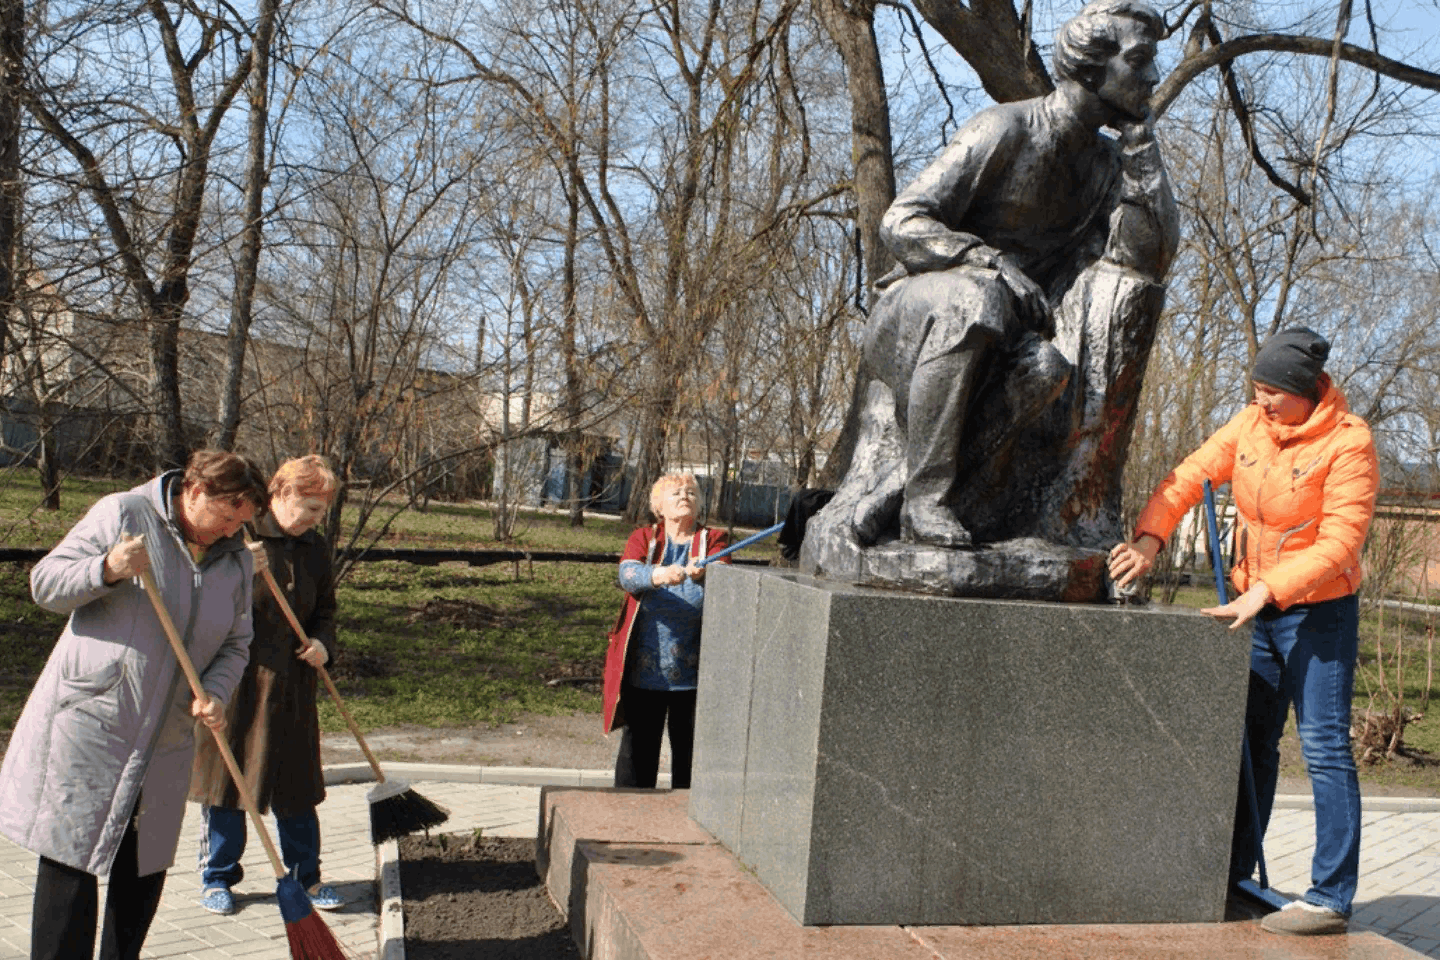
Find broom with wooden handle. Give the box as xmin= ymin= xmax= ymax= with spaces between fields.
xmin=248 ymin=542 xmax=449 ymax=843
xmin=135 ymin=566 xmax=348 ymax=960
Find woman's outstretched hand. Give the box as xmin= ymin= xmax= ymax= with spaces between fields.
xmin=1201 ymin=582 xmax=1273 ymax=630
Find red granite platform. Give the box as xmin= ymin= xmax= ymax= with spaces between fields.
xmin=537 ymin=787 xmax=1425 ymax=960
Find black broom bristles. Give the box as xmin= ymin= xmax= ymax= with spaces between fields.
xmin=367 ymin=778 xmax=451 ymax=843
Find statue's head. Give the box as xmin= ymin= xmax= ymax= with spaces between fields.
xmin=1054 ymin=1 xmax=1164 ymax=119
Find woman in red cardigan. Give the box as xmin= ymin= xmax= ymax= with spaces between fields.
xmin=603 ymin=474 xmax=728 ymax=788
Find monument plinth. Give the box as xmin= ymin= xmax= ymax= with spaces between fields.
xmin=689 ymin=565 xmax=1250 ymax=926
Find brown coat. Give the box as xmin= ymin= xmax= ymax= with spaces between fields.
xmin=189 ymin=515 xmax=337 ymax=816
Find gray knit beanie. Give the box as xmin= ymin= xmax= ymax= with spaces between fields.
xmin=1252 ymin=327 xmax=1329 ymax=401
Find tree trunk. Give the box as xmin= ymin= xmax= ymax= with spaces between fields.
xmin=811 ymin=0 xmax=894 ymax=291
xmin=911 ymin=0 xmax=1051 ymax=104
xmin=214 ymin=0 xmax=279 ymax=450
xmin=150 ymin=310 xmax=187 ymax=469
xmin=625 ymin=402 xmax=673 ymax=525
xmin=562 ymin=161 xmax=586 ymax=528
xmin=37 ymin=415 xmax=60 ymax=510
xmin=0 ymin=0 xmax=19 ymax=377
xmin=811 ymin=0 xmax=896 ymax=490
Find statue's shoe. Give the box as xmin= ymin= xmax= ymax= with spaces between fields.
xmin=900 ymin=503 xmax=972 ymax=548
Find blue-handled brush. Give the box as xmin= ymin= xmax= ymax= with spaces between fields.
xmin=694 ymin=521 xmax=786 ymax=567
xmin=1204 ymin=480 xmax=1289 ymax=912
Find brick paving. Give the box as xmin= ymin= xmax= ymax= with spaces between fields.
xmin=0 ymin=778 xmax=1436 ymax=959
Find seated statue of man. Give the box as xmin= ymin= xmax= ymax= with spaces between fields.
xmin=861 ymin=0 xmax=1177 ymax=549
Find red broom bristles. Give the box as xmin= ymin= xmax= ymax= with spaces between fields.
xmin=286 ymin=915 xmax=350 ymax=960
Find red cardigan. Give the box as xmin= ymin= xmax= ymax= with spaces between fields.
xmin=602 ymin=523 xmax=729 ymax=732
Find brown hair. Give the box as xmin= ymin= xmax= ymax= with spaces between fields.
xmin=270 ymin=454 xmax=339 ymax=504
xmin=182 ymin=450 xmax=270 ymax=512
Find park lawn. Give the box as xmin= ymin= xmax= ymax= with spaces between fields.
xmin=0 ymin=465 xmax=635 ymax=552
xmin=0 ymin=470 xmax=770 ymax=734
xmin=323 ymin=560 xmax=615 ymax=728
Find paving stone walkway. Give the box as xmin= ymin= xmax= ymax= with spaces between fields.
xmin=0 ymin=775 xmax=1436 ymax=959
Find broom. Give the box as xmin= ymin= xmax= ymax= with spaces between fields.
xmin=248 ymin=542 xmax=449 ymax=843
xmin=136 ymin=566 xmax=348 ymax=960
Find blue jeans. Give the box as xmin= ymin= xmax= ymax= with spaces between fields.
xmin=198 ymin=805 xmax=322 ymax=891
xmin=1233 ymin=594 xmax=1361 ymax=915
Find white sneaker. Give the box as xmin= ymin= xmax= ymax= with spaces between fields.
xmin=1260 ymin=899 xmax=1347 ymax=936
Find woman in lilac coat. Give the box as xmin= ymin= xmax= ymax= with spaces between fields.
xmin=0 ymin=451 xmax=268 ymax=960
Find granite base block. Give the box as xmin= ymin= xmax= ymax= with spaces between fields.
xmin=538 ymin=789 xmax=1424 ymax=960
xmin=689 ymin=565 xmax=1253 ymax=926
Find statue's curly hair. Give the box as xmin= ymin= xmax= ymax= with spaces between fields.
xmin=1053 ymin=0 xmax=1164 ymax=90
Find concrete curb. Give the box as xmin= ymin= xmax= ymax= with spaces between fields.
xmin=324 ymin=762 xmax=669 ymax=789
xmin=377 ymin=840 xmax=404 ymax=960
xmin=1272 ymin=793 xmax=1440 ymax=813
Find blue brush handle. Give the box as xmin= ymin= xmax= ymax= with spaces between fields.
xmin=1202 ymin=479 xmax=1229 ymax=604
xmin=1205 ymin=478 xmax=1277 ymax=896
xmin=694 ymin=522 xmax=785 ymax=567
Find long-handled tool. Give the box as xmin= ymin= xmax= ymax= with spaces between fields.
xmin=1203 ymin=480 xmax=1289 ymax=912
xmin=137 ymin=568 xmax=348 ymax=960
xmin=693 ymin=521 xmax=785 ymax=567
xmin=250 ymin=548 xmax=448 ymax=843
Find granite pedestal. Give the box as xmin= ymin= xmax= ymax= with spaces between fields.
xmin=688 ymin=565 xmax=1252 ymax=926
xmin=537 ymin=788 xmax=1425 ymax=960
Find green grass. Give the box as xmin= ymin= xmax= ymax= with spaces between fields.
xmin=0 ymin=468 xmax=131 ymax=548
xmin=0 ymin=470 xmax=778 ymax=734
xmin=349 ymin=498 xmax=635 ymax=553
xmin=322 ymin=560 xmax=615 ymax=728
xmin=0 ymin=563 xmax=66 ymax=731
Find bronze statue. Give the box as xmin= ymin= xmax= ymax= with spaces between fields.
xmin=803 ymin=0 xmax=1180 ymax=599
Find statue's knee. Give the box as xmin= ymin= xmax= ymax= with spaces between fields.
xmin=1006 ymin=334 xmax=1071 ymax=414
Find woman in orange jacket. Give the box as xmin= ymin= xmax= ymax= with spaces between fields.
xmin=1110 ymin=327 xmax=1378 ymax=937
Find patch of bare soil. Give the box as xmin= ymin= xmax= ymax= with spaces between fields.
xmin=399 ymin=833 xmax=580 ymax=960
xmin=320 ymin=711 xmax=626 ymax=771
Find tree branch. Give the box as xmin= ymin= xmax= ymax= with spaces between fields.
xmin=1153 ymin=32 xmax=1440 ymax=118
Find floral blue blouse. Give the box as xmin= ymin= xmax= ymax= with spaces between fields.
xmin=617 ymin=537 xmax=706 ymax=690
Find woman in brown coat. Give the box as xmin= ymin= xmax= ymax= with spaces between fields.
xmin=189 ymin=455 xmax=342 ymax=915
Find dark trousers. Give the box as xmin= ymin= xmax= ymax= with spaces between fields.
xmin=31 ymin=810 xmax=167 ymax=960
xmin=614 ymin=685 xmax=697 ymax=789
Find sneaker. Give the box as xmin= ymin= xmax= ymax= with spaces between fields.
xmin=307 ymin=883 xmax=345 ymax=911
xmin=1260 ymin=900 xmax=1347 ymax=936
xmin=200 ymin=886 xmax=235 ymax=916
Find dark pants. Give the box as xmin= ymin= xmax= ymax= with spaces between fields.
xmin=614 ymin=686 xmax=697 ymax=789
xmin=31 ymin=810 xmax=166 ymax=960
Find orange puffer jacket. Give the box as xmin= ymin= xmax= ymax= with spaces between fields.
xmin=1134 ymin=374 xmax=1378 ymax=610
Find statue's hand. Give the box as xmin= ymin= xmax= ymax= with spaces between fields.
xmin=996 ymin=256 xmax=1051 ymax=334
xmin=1115 ymin=115 xmax=1155 ymax=150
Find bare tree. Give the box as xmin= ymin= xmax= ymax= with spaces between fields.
xmin=19 ymin=0 xmax=260 ymax=469
xmin=0 ymin=0 xmax=20 ymax=384
xmin=212 ymin=0 xmax=282 ymax=450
